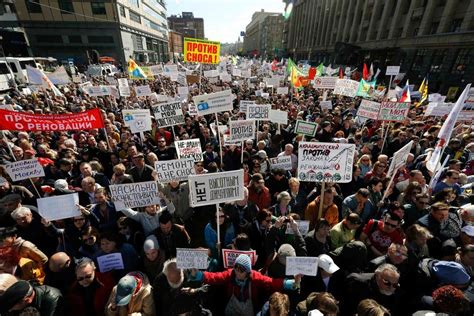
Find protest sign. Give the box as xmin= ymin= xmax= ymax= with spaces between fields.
xmin=298 ymin=142 xmax=355 ymax=183
xmin=186 ymin=75 xmax=200 ymax=85
xmin=320 ymin=101 xmax=332 ymax=110
xmin=97 ymin=253 xmax=124 ymax=273
xmin=313 ymin=76 xmax=338 ymax=89
xmin=204 ymin=70 xmax=219 ymax=78
xmin=122 ymin=109 xmax=152 ymax=133
xmin=229 ymin=120 xmax=256 ymax=142
xmin=108 ymin=86 xmax=119 ymax=99
xmin=428 ymin=93 xmax=446 ymax=102
xmin=149 ymin=64 xmax=163 ymax=75
xmin=193 ymin=90 xmax=233 ymax=115
xmin=424 ymin=103 xmax=452 ymax=117
xmin=242 ymin=69 xmax=251 ymax=78
xmin=387 ymin=141 xmax=414 ymax=177
xmin=356 ymin=79 xmax=376 ymax=98
xmin=232 ymin=69 xmax=242 ymax=77
xmin=47 ymin=66 xmax=71 ymax=85
xmin=239 ymin=100 xmax=255 ymax=113
xmin=0 ymin=108 xmax=104 ymax=131
xmin=378 ymin=102 xmax=410 ymax=121
xmin=285 ymin=220 xmax=310 ymax=235
xmin=177 ymin=72 xmax=187 ymax=86
xmin=188 ymin=170 xmax=244 ymax=207
xmin=265 ymin=77 xmax=280 ymax=87
xmin=110 ymin=181 xmax=161 ymax=210
xmin=118 ymin=78 xmax=130 ymax=96
xmin=105 ymin=76 xmax=117 ymax=86
xmin=176 ymin=248 xmax=209 ymax=269
xmin=220 ymin=73 xmax=231 ymax=82
xmin=175 ymin=138 xmax=203 ymax=162
xmin=333 ymin=79 xmax=359 ymax=97
xmin=247 ymin=104 xmax=271 ymax=120
xmin=276 ymin=87 xmax=289 ymax=95
xmin=85 ymin=86 xmax=110 ymax=97
xmin=223 ymin=134 xmax=241 ymax=146
xmin=135 ymin=85 xmax=152 ymax=97
xmin=222 ymin=249 xmax=257 ymax=268
xmin=5 ymin=159 xmax=45 ymax=182
xmin=270 ymin=156 xmax=292 ymax=171
xmin=155 ymin=158 xmax=195 ymax=183
xmin=177 ymin=86 xmax=189 ymax=97
xmin=163 ymin=64 xmax=178 ymax=73
xmin=295 ymin=120 xmax=318 ymax=137
xmin=357 ymin=100 xmax=381 ymax=120
xmin=151 ymin=101 xmax=185 ymax=128
xmin=285 ymin=257 xmax=318 ymax=276
xmin=184 ymin=37 xmax=220 ymax=64
xmin=38 ymin=193 xmax=80 ymax=221
xmin=386 ymin=66 xmax=400 ymax=76
xmin=269 ymin=109 xmax=288 ymax=125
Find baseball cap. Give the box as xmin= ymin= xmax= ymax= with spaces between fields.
xmin=115 ymin=275 xmax=138 ymax=306
xmin=318 ymin=254 xmax=339 ymax=274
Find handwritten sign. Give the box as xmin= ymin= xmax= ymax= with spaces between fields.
xmin=313 ymin=76 xmax=338 ymax=89
xmin=135 ymin=85 xmax=152 ymax=97
xmin=320 ymin=101 xmax=332 ymax=110
xmin=229 ymin=120 xmax=256 ymax=142
xmin=286 ymin=257 xmax=319 ymax=276
xmin=97 ymin=253 xmax=124 ymax=273
xmin=155 ymin=158 xmax=195 ymax=183
xmin=387 ymin=141 xmax=414 ymax=177
xmin=175 ymin=139 xmax=203 ymax=162
xmin=334 ymin=79 xmax=360 ymax=97
xmin=176 ymin=248 xmax=209 ymax=269
xmin=5 ymin=159 xmax=44 ymax=182
xmin=38 ymin=193 xmax=80 ymax=221
xmin=118 ymin=78 xmax=130 ymax=96
xmin=110 ymin=181 xmax=161 ymax=210
xmin=222 ymin=249 xmax=257 ymax=268
xmin=247 ymin=104 xmax=271 ymax=120
xmin=357 ymin=100 xmax=381 ymax=120
xmin=269 ymin=109 xmax=288 ymax=125
xmin=239 ymin=100 xmax=255 ymax=113
xmin=295 ymin=120 xmax=318 ymax=137
xmin=378 ymin=102 xmax=410 ymax=121
xmin=193 ymin=90 xmax=233 ymax=115
xmin=270 ymin=156 xmax=292 ymax=171
xmin=298 ymin=142 xmax=355 ymax=183
xmin=188 ymin=170 xmax=244 ymax=207
xmin=151 ymin=101 xmax=185 ymax=128
xmin=276 ymin=87 xmax=289 ymax=95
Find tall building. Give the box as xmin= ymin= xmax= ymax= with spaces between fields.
xmin=243 ymin=10 xmax=284 ymax=59
xmin=168 ymin=30 xmax=183 ymax=62
xmin=168 ymin=12 xmax=205 ymax=39
xmin=283 ymin=0 xmax=474 ymax=92
xmin=0 ymin=0 xmax=169 ymax=65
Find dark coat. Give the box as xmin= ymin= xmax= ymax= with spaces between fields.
xmin=32 ymin=284 xmax=64 ymax=316
xmin=153 ymin=224 xmax=191 ymax=259
xmin=129 ymin=164 xmax=155 ymax=182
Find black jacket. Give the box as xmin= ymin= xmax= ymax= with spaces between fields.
xmin=129 ymin=164 xmax=155 ymax=183
xmin=33 ymin=284 xmax=64 ymax=316
xmin=153 ymin=224 xmax=191 ymax=259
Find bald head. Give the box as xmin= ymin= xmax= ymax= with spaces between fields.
xmin=49 ymin=252 xmax=71 ymax=272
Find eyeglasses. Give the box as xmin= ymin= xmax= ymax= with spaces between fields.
xmin=77 ymin=274 xmax=93 ymax=282
xmin=384 ymin=222 xmax=398 ymax=228
xmin=382 ymin=278 xmax=399 ymax=289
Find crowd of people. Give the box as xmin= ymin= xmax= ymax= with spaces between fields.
xmin=0 ymin=58 xmax=473 ymax=316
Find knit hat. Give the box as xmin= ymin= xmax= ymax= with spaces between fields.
xmin=10 ymin=206 xmax=31 ymax=220
xmin=278 ymin=244 xmax=296 ymax=265
xmin=0 ymin=280 xmax=32 ymax=313
xmin=115 ymin=275 xmax=138 ymax=306
xmin=432 ymin=261 xmax=470 ymax=286
xmin=143 ymin=235 xmax=159 ymax=252
xmin=234 ymin=254 xmax=252 ymax=273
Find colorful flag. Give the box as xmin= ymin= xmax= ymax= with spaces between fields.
xmin=399 ymin=80 xmax=411 ymax=102
xmin=128 ymin=58 xmax=147 ymax=79
xmin=373 ymin=68 xmax=381 ymax=80
xmin=356 ymin=79 xmax=376 ymax=98
xmin=339 ymin=67 xmax=344 ymax=79
xmin=287 ymin=58 xmax=304 ymax=89
xmin=368 ymin=63 xmax=374 ymax=81
xmin=316 ymin=63 xmax=325 ymax=77
xmin=415 ymin=77 xmax=429 ymax=107
xmin=26 ymin=65 xmax=63 ymax=97
xmin=362 ymin=63 xmax=369 ymax=81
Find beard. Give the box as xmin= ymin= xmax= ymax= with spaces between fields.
xmin=168 ymin=273 xmax=184 ymax=289
xmin=379 ymin=288 xmax=395 ymax=296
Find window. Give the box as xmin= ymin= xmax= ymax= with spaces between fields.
xmin=26 ymin=0 xmax=42 ymax=13
xmin=69 ymin=35 xmax=82 ymax=43
xmin=451 ymin=49 xmax=470 ymax=73
xmin=0 ymin=63 xmax=9 ymax=75
xmin=58 ymin=0 xmax=74 ymax=14
xmin=8 ymin=62 xmax=17 ymax=72
xmin=128 ymin=0 xmax=139 ymax=7
xmin=451 ymin=19 xmax=463 ymax=33
xmin=19 ymin=60 xmax=37 ymax=69
xmin=88 ymin=36 xmax=114 ymax=43
xmin=430 ymin=49 xmax=447 ymax=72
xmin=129 ymin=10 xmax=141 ymax=23
xmin=132 ymin=34 xmax=143 ymax=50
xmin=430 ymin=22 xmax=439 ymax=34
xmin=411 ymin=49 xmax=428 ymax=71
xmin=91 ymin=2 xmax=106 ymax=15
xmin=119 ymin=5 xmax=126 ymax=17
xmin=36 ymin=35 xmax=63 ymax=43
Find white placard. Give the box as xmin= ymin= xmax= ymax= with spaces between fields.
xmin=285 ymin=220 xmax=310 ymax=235
xmin=38 ymin=193 xmax=80 ymax=221
xmin=270 ymin=156 xmax=292 ymax=171
xmin=320 ymin=101 xmax=332 ymax=110
xmin=232 ymin=69 xmax=242 ymax=77
xmin=313 ymin=76 xmax=338 ymax=89
xmin=298 ymin=142 xmax=355 ymax=183
xmin=149 ymin=65 xmax=163 ymax=75
xmin=110 ymin=181 xmax=161 ymax=210
xmin=188 ymin=170 xmax=244 ymax=207
xmin=164 ymin=64 xmax=178 ymax=73
xmin=386 ymin=66 xmax=400 ymax=76
xmin=177 ymin=72 xmax=187 ymax=86
xmin=424 ymin=102 xmax=452 ymax=117
xmin=223 ymin=134 xmax=241 ymax=146
xmin=357 ymin=100 xmax=381 ymax=120
xmin=276 ymin=87 xmax=289 ymax=95
xmin=239 ymin=100 xmax=255 ymax=113
xmin=222 ymin=249 xmax=257 ymax=268
xmin=122 ymin=109 xmax=152 ymax=133
xmin=220 ymin=73 xmax=232 ymax=82
xmin=378 ymin=102 xmax=410 ymax=121
xmin=178 ymin=86 xmax=189 ymax=97
xmin=229 ymin=120 xmax=256 ymax=142
xmin=97 ymin=253 xmax=124 ymax=273
xmin=334 ymin=79 xmax=360 ymax=97
xmin=119 ymin=86 xmax=130 ymax=97
xmin=242 ymin=69 xmax=251 ymax=78
xmin=295 ymin=120 xmax=318 ymax=137
xmin=175 ymin=138 xmax=203 ymax=162
xmin=151 ymin=101 xmax=185 ymax=128
xmin=193 ymin=90 xmax=233 ymax=116
xmin=286 ymin=257 xmax=318 ymax=276
xmin=269 ymin=109 xmax=288 ymax=125
xmin=85 ymin=86 xmax=109 ymax=97
xmin=176 ymin=248 xmax=209 ymax=269
xmin=5 ymin=159 xmax=45 ymax=182
xmin=247 ymin=104 xmax=271 ymax=120
xmin=387 ymin=141 xmax=414 ymax=177
xmin=155 ymin=158 xmax=195 ymax=183
xmin=204 ymin=70 xmax=219 ymax=78
xmin=265 ymin=78 xmax=280 ymax=87
xmin=428 ymin=93 xmax=446 ymax=102
xmin=135 ymin=85 xmax=152 ymax=97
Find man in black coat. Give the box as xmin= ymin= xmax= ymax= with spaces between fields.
xmin=128 ymin=152 xmax=155 ymax=182
xmin=153 ymin=211 xmax=191 ymax=259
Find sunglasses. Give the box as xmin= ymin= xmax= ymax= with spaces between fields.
xmin=77 ymin=274 xmax=93 ymax=282
xmin=384 ymin=222 xmax=398 ymax=228
xmin=382 ymin=278 xmax=399 ymax=289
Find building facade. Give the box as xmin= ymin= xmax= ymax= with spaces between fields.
xmin=0 ymin=0 xmax=169 ymax=66
xmin=168 ymin=30 xmax=183 ymax=62
xmin=243 ymin=10 xmax=284 ymax=59
xmin=284 ymin=0 xmax=474 ymax=93
xmin=168 ymin=12 xmax=204 ymax=39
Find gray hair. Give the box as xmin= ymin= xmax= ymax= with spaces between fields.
xmin=375 ymin=263 xmax=399 ymax=275
xmin=75 ymin=257 xmax=96 ymax=272
xmin=277 ymin=191 xmax=291 ymax=202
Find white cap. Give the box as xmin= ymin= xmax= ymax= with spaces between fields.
xmin=318 ymin=254 xmax=339 ymax=274
xmin=461 ymin=225 xmax=474 ymax=237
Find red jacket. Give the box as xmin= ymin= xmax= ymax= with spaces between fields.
xmin=203 ymin=269 xmax=283 ymax=310
xmin=66 ymin=271 xmax=115 ymax=316
xmin=247 ymin=186 xmax=271 ymax=210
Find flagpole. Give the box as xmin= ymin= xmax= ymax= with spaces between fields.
xmin=381 ymin=122 xmax=390 ymax=152
xmin=387 ymin=75 xmax=393 ymax=95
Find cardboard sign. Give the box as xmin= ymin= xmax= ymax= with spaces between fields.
xmin=184 ymin=38 xmax=220 ymax=64
xmin=285 ymin=220 xmax=310 ymax=235
xmin=378 ymin=102 xmax=410 ymax=121
xmin=286 ymin=257 xmax=318 ymax=276
xmin=229 ymin=120 xmax=256 ymax=142
xmin=239 ymin=100 xmax=255 ymax=113
xmin=424 ymin=103 xmax=452 ymax=117
xmin=320 ymin=101 xmax=332 ymax=110
xmin=5 ymin=159 xmax=45 ymax=182
xmin=247 ymin=104 xmax=271 ymax=120
xmin=135 ymin=85 xmax=152 ymax=97
xmin=276 ymin=87 xmax=289 ymax=95
xmin=386 ymin=66 xmax=400 ymax=76
xmin=298 ymin=142 xmax=355 ymax=183
xmin=222 ymin=249 xmax=257 ymax=268
xmin=270 ymin=156 xmax=292 ymax=171
xmin=176 ymin=248 xmax=209 ymax=269
xmin=122 ymin=109 xmax=152 ymax=133
xmin=333 ymin=79 xmax=360 ymax=97
xmin=38 ymin=193 xmax=80 ymax=221
xmin=387 ymin=141 xmax=414 ymax=177
xmin=151 ymin=101 xmax=185 ymax=128
xmin=193 ymin=90 xmax=233 ymax=115
xmin=110 ymin=181 xmax=161 ymax=210
xmin=188 ymin=170 xmax=244 ymax=207
xmin=295 ymin=120 xmax=318 ymax=137
xmin=313 ymin=76 xmax=338 ymax=89
xmin=97 ymin=253 xmax=124 ymax=273
xmin=155 ymin=158 xmax=195 ymax=183
xmin=357 ymin=100 xmax=381 ymax=120
xmin=175 ymin=138 xmax=203 ymax=162
xmin=269 ymin=109 xmax=288 ymax=125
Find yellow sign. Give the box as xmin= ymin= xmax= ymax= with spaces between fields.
xmin=184 ymin=37 xmax=220 ymax=64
